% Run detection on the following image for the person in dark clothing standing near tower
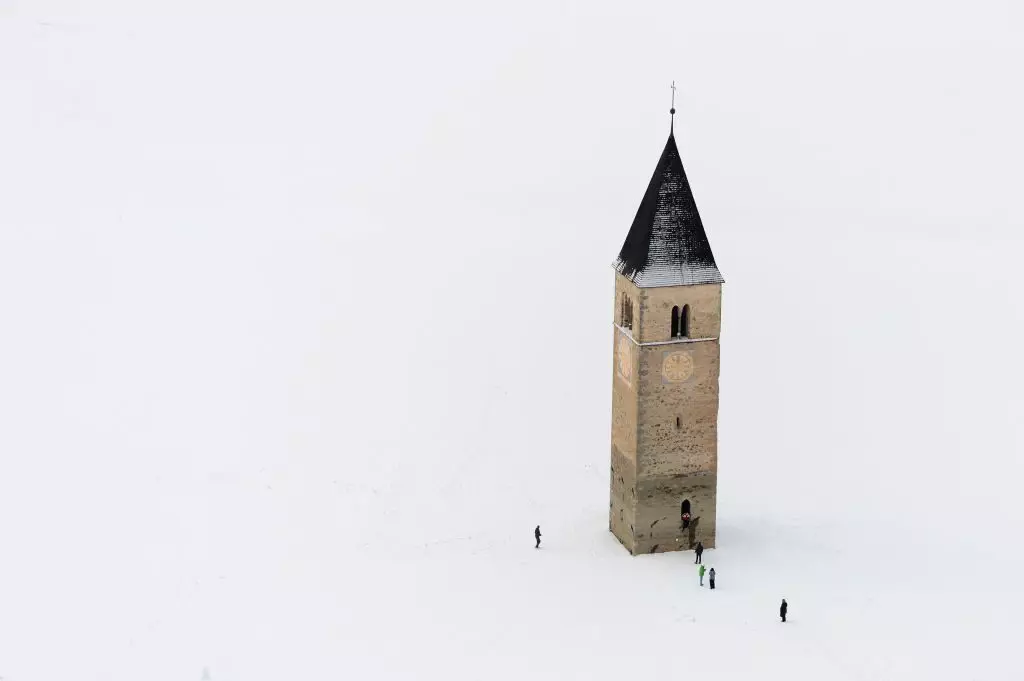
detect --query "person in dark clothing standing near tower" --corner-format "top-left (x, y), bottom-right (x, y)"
top-left (780, 599), bottom-right (788, 622)
top-left (535, 525), bottom-right (542, 548)
top-left (708, 567), bottom-right (716, 589)
top-left (694, 541), bottom-right (704, 564)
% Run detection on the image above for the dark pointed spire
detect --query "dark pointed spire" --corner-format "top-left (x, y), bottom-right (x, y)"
top-left (614, 130), bottom-right (724, 288)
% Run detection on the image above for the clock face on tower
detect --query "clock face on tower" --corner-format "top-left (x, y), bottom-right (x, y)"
top-left (616, 336), bottom-right (632, 385)
top-left (662, 351), bottom-right (694, 383)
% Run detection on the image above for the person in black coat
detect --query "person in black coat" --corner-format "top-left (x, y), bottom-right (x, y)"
top-left (708, 567), bottom-right (716, 589)
top-left (535, 525), bottom-right (542, 548)
top-left (694, 541), bottom-right (704, 564)
top-left (780, 599), bottom-right (788, 622)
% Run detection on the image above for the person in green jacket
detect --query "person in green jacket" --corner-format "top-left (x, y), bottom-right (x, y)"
top-left (699, 564), bottom-right (706, 586)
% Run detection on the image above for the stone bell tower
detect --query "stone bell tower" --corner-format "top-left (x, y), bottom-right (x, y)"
top-left (609, 112), bottom-right (724, 556)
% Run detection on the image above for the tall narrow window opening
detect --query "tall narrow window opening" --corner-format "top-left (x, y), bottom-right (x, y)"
top-left (620, 293), bottom-right (634, 330)
top-left (671, 306), bottom-right (680, 337)
top-left (681, 304), bottom-right (690, 338)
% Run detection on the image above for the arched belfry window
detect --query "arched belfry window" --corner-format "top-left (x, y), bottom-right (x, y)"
top-left (681, 499), bottom-right (692, 529)
top-left (671, 305), bottom-right (690, 338)
top-left (620, 293), bottom-right (634, 330)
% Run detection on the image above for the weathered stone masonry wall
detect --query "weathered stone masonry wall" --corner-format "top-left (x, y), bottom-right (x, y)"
top-left (637, 340), bottom-right (720, 477)
top-left (609, 298), bottom-right (640, 550)
top-left (610, 277), bottom-right (723, 555)
top-left (637, 283), bottom-right (721, 343)
top-left (610, 444), bottom-right (636, 553)
top-left (633, 474), bottom-right (717, 554)
top-left (633, 337), bottom-right (720, 553)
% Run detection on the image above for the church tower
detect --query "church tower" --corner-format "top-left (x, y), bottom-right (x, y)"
top-left (610, 112), bottom-right (724, 555)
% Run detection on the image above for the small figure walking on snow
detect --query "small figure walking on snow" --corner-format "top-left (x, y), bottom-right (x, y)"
top-left (535, 525), bottom-right (542, 548)
top-left (780, 599), bottom-right (788, 623)
top-left (708, 567), bottom-right (716, 590)
top-left (694, 541), bottom-right (704, 564)
top-left (699, 563), bottom-right (706, 586)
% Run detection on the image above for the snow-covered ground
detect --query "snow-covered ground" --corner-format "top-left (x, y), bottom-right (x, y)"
top-left (1, 2), bottom-right (1023, 679)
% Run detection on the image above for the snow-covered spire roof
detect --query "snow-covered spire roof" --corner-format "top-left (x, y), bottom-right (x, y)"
top-left (614, 132), bottom-right (724, 288)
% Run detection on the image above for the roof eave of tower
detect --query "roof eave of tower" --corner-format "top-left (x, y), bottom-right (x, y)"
top-left (613, 262), bottom-right (725, 288)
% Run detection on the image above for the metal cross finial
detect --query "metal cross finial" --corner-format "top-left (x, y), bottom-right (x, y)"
top-left (670, 80), bottom-right (677, 133)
